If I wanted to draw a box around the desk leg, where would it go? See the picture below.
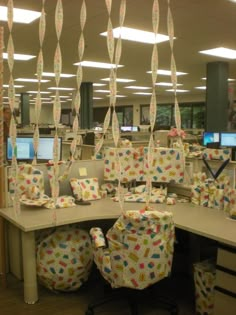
[21,231,38,304]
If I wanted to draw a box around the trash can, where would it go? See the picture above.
[193,260,216,315]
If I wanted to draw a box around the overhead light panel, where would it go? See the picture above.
[147,69,187,76]
[94,89,111,93]
[155,82,183,87]
[27,91,51,94]
[166,89,189,93]
[199,47,236,59]
[3,53,36,61]
[3,84,24,88]
[101,78,135,83]
[40,72,75,78]
[133,92,152,95]
[125,86,151,90]
[195,86,206,90]
[202,77,235,82]
[74,61,124,69]
[100,27,170,44]
[48,87,75,91]
[0,6,41,24]
[93,83,106,86]
[106,95,126,98]
[15,78,50,83]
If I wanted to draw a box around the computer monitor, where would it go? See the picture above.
[203,132,220,146]
[132,126,138,132]
[120,126,132,132]
[6,136,62,161]
[220,132,236,147]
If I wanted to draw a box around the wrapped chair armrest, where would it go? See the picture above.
[90,227,106,248]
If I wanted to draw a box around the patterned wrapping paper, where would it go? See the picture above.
[136,147,184,183]
[70,177,101,201]
[104,147,136,182]
[193,260,216,315]
[37,226,93,292]
[90,210,175,290]
[202,148,231,161]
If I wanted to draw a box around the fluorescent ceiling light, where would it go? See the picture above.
[94,89,111,93]
[166,89,189,93]
[100,27,170,44]
[133,92,152,95]
[101,77,135,83]
[195,86,206,90]
[202,77,235,82]
[155,82,182,87]
[147,69,187,76]
[3,84,24,88]
[48,87,75,91]
[74,60,123,69]
[15,78,50,83]
[40,72,75,78]
[33,97,52,100]
[51,95,70,98]
[93,97,103,100]
[0,6,41,24]
[3,52,36,61]
[106,95,126,98]
[93,83,106,86]
[27,91,51,94]
[199,47,236,59]
[125,86,151,90]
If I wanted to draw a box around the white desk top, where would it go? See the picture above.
[0,200,236,247]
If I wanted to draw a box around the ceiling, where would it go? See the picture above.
[1,0,236,107]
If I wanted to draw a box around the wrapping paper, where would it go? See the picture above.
[193,260,216,315]
[70,177,101,201]
[37,226,93,291]
[202,148,231,161]
[90,210,174,290]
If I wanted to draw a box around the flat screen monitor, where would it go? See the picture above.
[220,132,236,147]
[120,126,132,132]
[132,126,138,132]
[6,136,62,161]
[203,132,220,146]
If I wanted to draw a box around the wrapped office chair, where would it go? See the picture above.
[86,209,178,315]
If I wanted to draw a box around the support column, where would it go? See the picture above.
[205,61,229,131]
[80,82,93,129]
[20,92,30,126]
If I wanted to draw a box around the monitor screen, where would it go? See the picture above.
[203,132,220,146]
[120,126,132,132]
[220,132,236,147]
[6,136,62,161]
[132,126,138,132]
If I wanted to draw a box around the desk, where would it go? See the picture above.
[0,200,236,306]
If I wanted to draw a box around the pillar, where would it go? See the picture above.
[20,92,30,126]
[205,61,229,131]
[80,82,93,129]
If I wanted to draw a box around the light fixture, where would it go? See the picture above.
[3,53,36,61]
[93,83,106,86]
[106,95,126,98]
[0,6,41,24]
[3,84,24,88]
[202,77,235,82]
[155,82,182,87]
[94,89,111,93]
[195,86,206,90]
[40,72,75,78]
[166,89,189,93]
[27,91,51,94]
[93,97,103,100]
[147,69,187,76]
[74,60,124,69]
[101,78,135,83]
[133,92,152,95]
[199,47,236,59]
[125,86,151,90]
[15,78,50,83]
[48,87,75,91]
[100,26,170,44]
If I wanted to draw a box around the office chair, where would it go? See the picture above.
[85,209,178,315]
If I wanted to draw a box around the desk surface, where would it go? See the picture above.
[0,200,236,247]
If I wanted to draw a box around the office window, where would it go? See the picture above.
[93,106,133,126]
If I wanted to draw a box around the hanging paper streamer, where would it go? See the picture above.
[0,27,4,169]
[33,0,46,165]
[7,0,20,214]
[145,0,159,207]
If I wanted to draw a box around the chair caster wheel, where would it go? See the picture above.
[85,308,94,315]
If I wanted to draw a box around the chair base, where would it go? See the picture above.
[85,285,178,315]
